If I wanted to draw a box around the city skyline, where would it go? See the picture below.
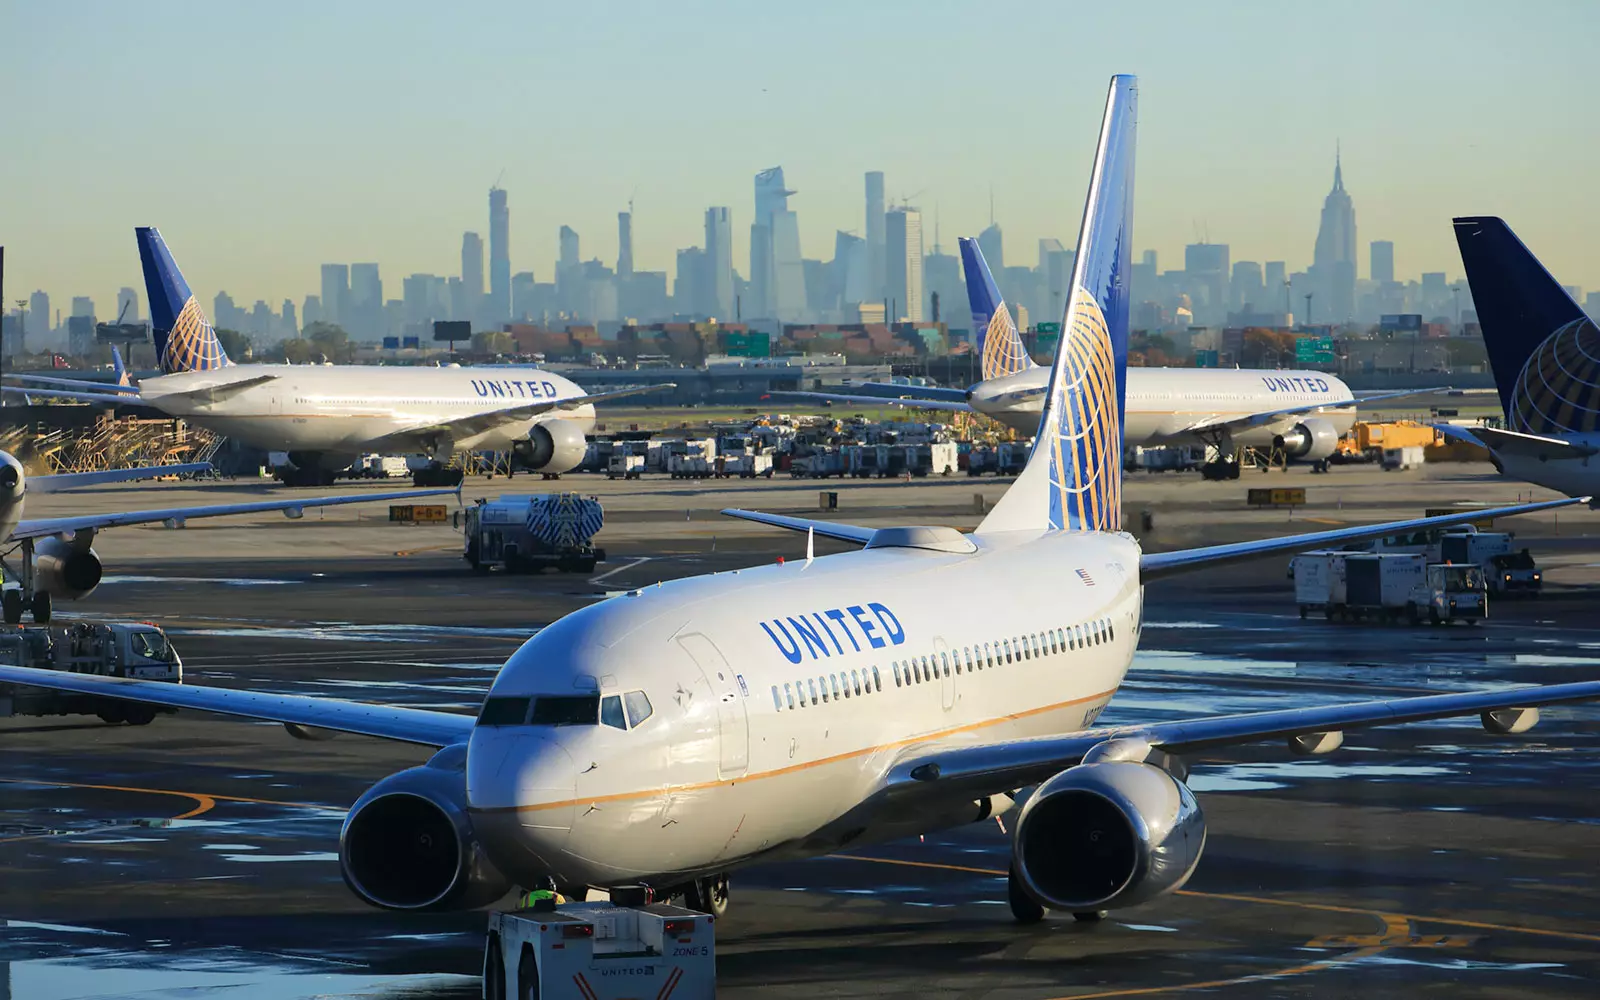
[5,2,1597,310]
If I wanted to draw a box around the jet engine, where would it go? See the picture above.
[515,419,587,473]
[1273,417,1339,461]
[33,537,104,601]
[340,744,511,910]
[1011,757,1205,913]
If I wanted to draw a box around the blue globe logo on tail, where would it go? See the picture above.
[1510,315,1600,436]
[961,237,1033,381]
[1047,288,1122,532]
[136,227,233,375]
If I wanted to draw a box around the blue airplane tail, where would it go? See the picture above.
[960,237,1034,381]
[136,227,232,374]
[978,74,1136,535]
[110,345,130,386]
[1454,217,1600,435]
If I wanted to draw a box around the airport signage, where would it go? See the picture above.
[1295,336,1335,364]
[390,504,449,524]
[1247,488,1305,508]
[1194,349,1219,368]
[1380,314,1423,332]
[1035,322,1061,334]
[1424,508,1494,530]
[433,320,471,343]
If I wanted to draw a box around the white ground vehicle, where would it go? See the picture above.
[484,896,715,1000]
[464,494,606,574]
[606,451,645,480]
[1293,551,1487,624]
[0,622,181,724]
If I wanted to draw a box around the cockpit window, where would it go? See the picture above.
[601,695,627,730]
[624,690,653,728]
[530,695,601,726]
[478,696,531,726]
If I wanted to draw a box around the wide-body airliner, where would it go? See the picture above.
[4,230,670,485]
[1437,216,1600,504]
[4,77,1597,935]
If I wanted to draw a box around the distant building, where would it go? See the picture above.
[1185,243,1229,325]
[71,296,95,320]
[750,167,804,321]
[1585,290,1600,320]
[282,299,296,338]
[864,171,885,301]
[488,187,511,322]
[617,211,634,280]
[349,263,383,339]
[704,207,733,320]
[977,222,1004,273]
[885,207,924,323]
[27,290,49,342]
[302,294,321,330]
[1230,261,1265,313]
[511,271,541,321]
[461,231,484,325]
[1370,240,1395,284]
[1310,151,1358,323]
[675,247,706,317]
[320,264,349,327]
[557,226,581,314]
[116,287,139,324]
[833,230,869,311]
[1039,238,1072,328]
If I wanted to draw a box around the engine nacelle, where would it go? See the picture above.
[34,537,104,601]
[1012,760,1205,912]
[340,744,511,910]
[517,419,587,473]
[1273,417,1339,461]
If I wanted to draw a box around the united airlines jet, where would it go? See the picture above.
[4,231,671,485]
[795,236,1426,478]
[0,451,454,624]
[3,77,1596,929]
[1437,216,1600,503]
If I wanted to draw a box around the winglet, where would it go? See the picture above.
[976,74,1136,536]
[136,227,233,374]
[961,237,1034,382]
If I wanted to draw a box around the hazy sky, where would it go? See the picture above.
[5,0,1597,313]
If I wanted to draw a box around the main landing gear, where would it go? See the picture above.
[1007,863,1108,925]
[682,873,730,918]
[1199,456,1242,480]
[2,539,53,624]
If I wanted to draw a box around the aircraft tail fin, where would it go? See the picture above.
[136,227,232,374]
[110,345,130,386]
[976,74,1136,536]
[1454,217,1598,435]
[961,237,1034,381]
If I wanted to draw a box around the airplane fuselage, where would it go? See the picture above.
[1495,445,1600,500]
[466,529,1143,888]
[137,365,596,458]
[972,366,1357,444]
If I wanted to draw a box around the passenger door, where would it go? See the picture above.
[677,633,748,778]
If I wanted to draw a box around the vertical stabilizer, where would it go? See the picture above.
[961,237,1035,380]
[1453,217,1597,433]
[136,228,232,374]
[976,75,1136,536]
[110,345,130,386]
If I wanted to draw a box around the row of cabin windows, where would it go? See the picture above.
[768,616,1117,710]
[771,665,884,711]
[291,397,527,406]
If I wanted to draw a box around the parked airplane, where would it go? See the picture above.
[793,238,1423,477]
[0,450,455,623]
[3,77,1596,932]
[1437,216,1600,502]
[3,229,671,485]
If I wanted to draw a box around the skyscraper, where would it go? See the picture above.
[1230,261,1265,313]
[320,264,349,327]
[977,222,1004,273]
[864,171,885,301]
[1039,238,1072,326]
[1186,243,1230,325]
[71,296,95,319]
[488,187,510,322]
[27,290,48,342]
[115,287,139,324]
[704,208,733,320]
[617,211,634,280]
[675,247,706,316]
[462,232,484,296]
[1370,240,1395,284]
[349,264,382,339]
[750,167,803,320]
[885,207,924,323]
[1311,151,1357,323]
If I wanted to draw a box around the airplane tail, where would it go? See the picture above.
[961,237,1035,381]
[1454,217,1599,435]
[110,345,130,386]
[136,227,233,374]
[976,74,1135,536]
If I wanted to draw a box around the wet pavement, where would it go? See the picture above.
[2,531,1599,998]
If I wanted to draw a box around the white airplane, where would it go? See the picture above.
[1437,217,1600,503]
[3,77,1596,933]
[0,450,455,624]
[793,237,1433,477]
[4,230,671,485]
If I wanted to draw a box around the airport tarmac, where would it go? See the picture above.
[3,462,1599,998]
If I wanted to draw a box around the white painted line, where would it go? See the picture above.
[589,556,652,586]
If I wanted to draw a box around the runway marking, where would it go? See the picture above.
[393,544,460,557]
[1302,517,1347,526]
[826,853,1600,945]
[0,776,328,841]
[589,557,652,585]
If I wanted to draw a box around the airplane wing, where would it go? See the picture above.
[1174,397,1357,435]
[794,384,971,405]
[1464,425,1599,461]
[719,508,876,544]
[1352,387,1449,402]
[30,463,211,493]
[12,486,458,540]
[770,391,973,414]
[378,384,675,450]
[4,373,141,394]
[865,679,1600,812]
[1139,495,1582,580]
[2,384,157,407]
[0,664,472,746]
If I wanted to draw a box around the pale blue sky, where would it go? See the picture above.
[5,0,1597,312]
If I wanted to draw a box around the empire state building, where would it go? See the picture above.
[1311,152,1357,324]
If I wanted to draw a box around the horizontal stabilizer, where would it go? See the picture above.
[2,385,156,407]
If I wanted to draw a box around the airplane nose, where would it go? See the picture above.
[467,731,577,865]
